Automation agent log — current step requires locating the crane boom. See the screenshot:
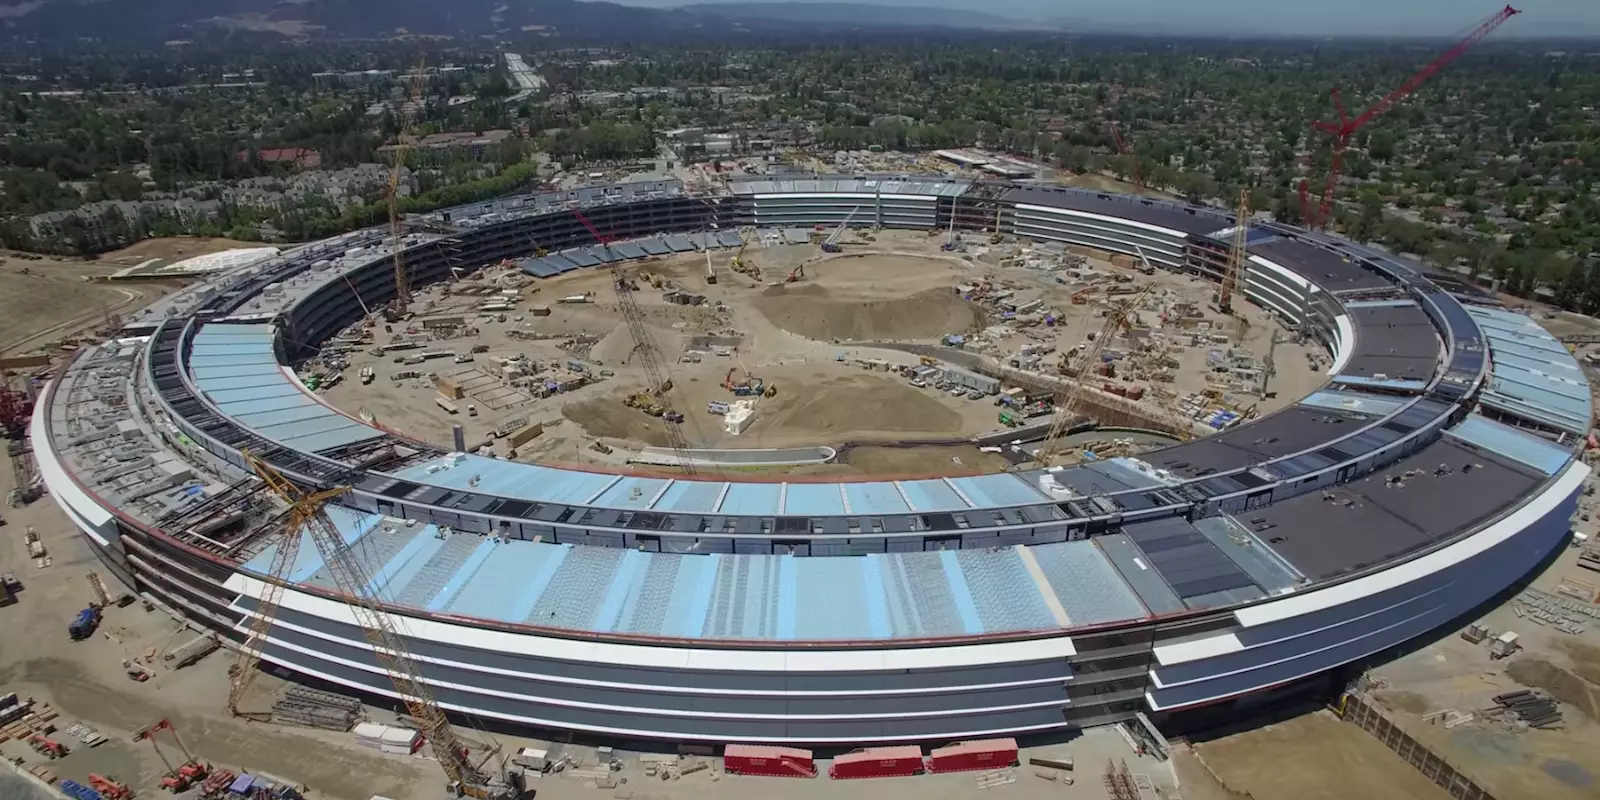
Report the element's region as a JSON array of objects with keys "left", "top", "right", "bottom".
[
  {"left": 570, "top": 209, "right": 699, "bottom": 475},
  {"left": 1218, "top": 188, "right": 1251, "bottom": 314},
  {"left": 226, "top": 467, "right": 345, "bottom": 720},
  {"left": 388, "top": 57, "right": 428, "bottom": 318},
  {"left": 1039, "top": 283, "right": 1157, "bottom": 462},
  {"left": 239, "top": 452, "right": 500, "bottom": 799},
  {"left": 1302, "top": 5, "right": 1519, "bottom": 228}
]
